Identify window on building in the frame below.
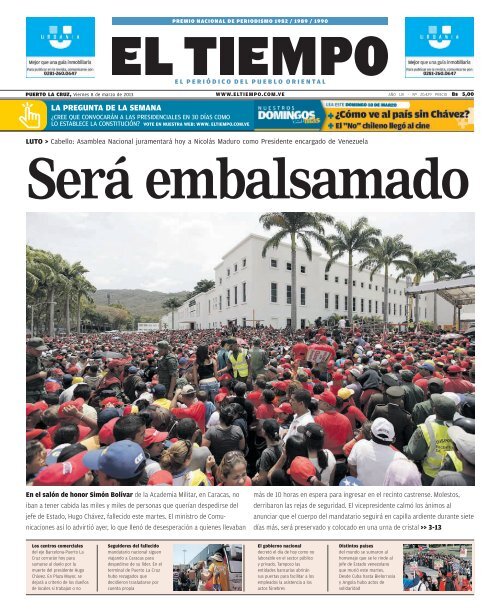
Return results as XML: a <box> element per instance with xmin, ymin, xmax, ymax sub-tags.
<box><xmin>234</xmin><ymin>286</ymin><xmax>238</xmax><ymax>305</ymax></box>
<box><xmin>425</xmin><ymin>308</ymin><xmax>427</xmax><ymax>319</ymax></box>
<box><xmin>375</xmin><ymin>301</ymin><xmax>378</xmax><ymax>314</ymax></box>
<box><xmin>353</xmin><ymin>280</ymin><xmax>356</xmax><ymax>287</ymax></box>
<box><xmin>325</xmin><ymin>293</ymin><xmax>329</xmax><ymax>309</ymax></box>
<box><xmin>394</xmin><ymin>303</ymin><xmax>396</xmax><ymax>315</ymax></box>
<box><xmin>300</xmin><ymin>287</ymin><xmax>306</xmax><ymax>306</ymax></box>
<box><xmin>335</xmin><ymin>294</ymin><xmax>339</xmax><ymax>310</ymax></box>
<box><xmin>219</xmin><ymin>277</ymin><xmax>222</xmax><ymax>285</ymax></box>
<box><xmin>219</xmin><ymin>295</ymin><xmax>222</xmax><ymax>310</ymax></box>
<box><xmin>300</xmin><ymin>319</ymin><xmax>306</xmax><ymax>329</ymax></box>
<box><xmin>234</xmin><ymin>263</ymin><xmax>238</xmax><ymax>272</ymax></box>
<box><xmin>271</xmin><ymin>282</ymin><xmax>278</xmax><ymax>303</ymax></box>
<box><xmin>286</xmin><ymin>318</ymin><xmax>292</xmax><ymax>327</ymax></box>
<box><xmin>208</xmin><ymin>300</ymin><xmax>211</xmax><ymax>314</ymax></box>
<box><xmin>375</xmin><ymin>285</ymin><xmax>378</xmax><ymax>291</ymax></box>
<box><xmin>399</xmin><ymin>304</ymin><xmax>402</xmax><ymax>316</ymax></box>
<box><xmin>270</xmin><ymin>258</ymin><xmax>278</xmax><ymax>268</ymax></box>
<box><xmin>242</xmin><ymin>317</ymin><xmax>246</xmax><ymax>327</ymax></box>
<box><xmin>353</xmin><ymin>297</ymin><xmax>357</xmax><ymax>311</ymax></box>
<box><xmin>369</xmin><ymin>283</ymin><xmax>372</xmax><ymax>290</ymax></box>
<box><xmin>242</xmin><ymin>258</ymin><xmax>246</xmax><ymax>268</ymax></box>
<box><xmin>361</xmin><ymin>282</ymin><xmax>364</xmax><ymax>288</ymax></box>
<box><xmin>368</xmin><ymin>299</ymin><xmax>372</xmax><ymax>313</ymax></box>
<box><xmin>344</xmin><ymin>278</ymin><xmax>348</xmax><ymax>285</ymax></box>
<box><xmin>286</xmin><ymin>262</ymin><xmax>292</xmax><ymax>271</ymax></box>
<box><xmin>399</xmin><ymin>290</ymin><xmax>402</xmax><ymax>296</ymax></box>
<box><xmin>335</xmin><ymin>276</ymin><xmax>339</xmax><ymax>283</ymax></box>
<box><xmin>325</xmin><ymin>273</ymin><xmax>329</xmax><ymax>281</ymax></box>
<box><xmin>286</xmin><ymin>285</ymin><xmax>292</xmax><ymax>305</ymax></box>
<box><xmin>361</xmin><ymin>298</ymin><xmax>364</xmax><ymax>313</ymax></box>
<box><xmin>242</xmin><ymin>282</ymin><xmax>246</xmax><ymax>303</ymax></box>
<box><xmin>300</xmin><ymin>265</ymin><xmax>306</xmax><ymax>274</ymax></box>
<box><xmin>344</xmin><ymin>296</ymin><xmax>348</xmax><ymax>311</ymax></box>
<box><xmin>226</xmin><ymin>289</ymin><xmax>230</xmax><ymax>307</ymax></box>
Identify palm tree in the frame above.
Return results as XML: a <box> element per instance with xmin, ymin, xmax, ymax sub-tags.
<box><xmin>359</xmin><ymin>235</ymin><xmax>412</xmax><ymax>324</ymax></box>
<box><xmin>425</xmin><ymin>250</ymin><xmax>458</xmax><ymax>327</ymax></box>
<box><xmin>67</xmin><ymin>263</ymin><xmax>96</xmax><ymax>334</ymax></box>
<box><xmin>396</xmin><ymin>250</ymin><xmax>433</xmax><ymax>324</ymax></box>
<box><xmin>325</xmin><ymin>217</ymin><xmax>381</xmax><ymax>321</ymax></box>
<box><xmin>259</xmin><ymin>212</ymin><xmax>334</xmax><ymax>330</ymax></box>
<box><xmin>163</xmin><ymin>297</ymin><xmax>182</xmax><ymax>330</ymax></box>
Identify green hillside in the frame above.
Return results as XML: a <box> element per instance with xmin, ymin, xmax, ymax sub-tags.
<box><xmin>93</xmin><ymin>289</ymin><xmax>189</xmax><ymax>320</ymax></box>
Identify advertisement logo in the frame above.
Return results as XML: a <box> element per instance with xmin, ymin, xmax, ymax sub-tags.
<box><xmin>256</xmin><ymin>103</ymin><xmax>324</xmax><ymax>129</ymax></box>
<box><xmin>26</xmin><ymin>17</ymin><xmax>95</xmax><ymax>57</ymax></box>
<box><xmin>405</xmin><ymin>17</ymin><xmax>474</xmax><ymax>57</ymax></box>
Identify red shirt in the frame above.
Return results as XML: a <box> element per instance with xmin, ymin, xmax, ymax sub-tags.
<box><xmin>341</xmin><ymin>405</ymin><xmax>367</xmax><ymax>430</ymax></box>
<box><xmin>314</xmin><ymin>411</ymin><xmax>353</xmax><ymax>455</ymax></box>
<box><xmin>256</xmin><ymin>403</ymin><xmax>276</xmax><ymax>420</ymax></box>
<box><xmin>171</xmin><ymin>401</ymin><xmax>206</xmax><ymax>433</ymax></box>
<box><xmin>443</xmin><ymin>377</ymin><xmax>475</xmax><ymax>394</ymax></box>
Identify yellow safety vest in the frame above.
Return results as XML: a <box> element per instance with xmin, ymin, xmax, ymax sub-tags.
<box><xmin>445</xmin><ymin>450</ymin><xmax>463</xmax><ymax>473</ymax></box>
<box><xmin>419</xmin><ymin>420</ymin><xmax>454</xmax><ymax>478</ymax></box>
<box><xmin>229</xmin><ymin>350</ymin><xmax>249</xmax><ymax>378</ymax></box>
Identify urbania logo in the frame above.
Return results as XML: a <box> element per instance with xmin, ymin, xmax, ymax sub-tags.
<box><xmin>423</xmin><ymin>25</ymin><xmax>455</xmax><ymax>50</ymax></box>
<box><xmin>43</xmin><ymin>25</ymin><xmax>78</xmax><ymax>49</ymax></box>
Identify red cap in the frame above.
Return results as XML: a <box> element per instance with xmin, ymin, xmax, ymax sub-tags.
<box><xmin>395</xmin><ymin>353</ymin><xmax>404</xmax><ymax>359</ymax></box>
<box><xmin>274</xmin><ymin>402</ymin><xmax>293</xmax><ymax>415</ymax></box>
<box><xmin>143</xmin><ymin>428</ymin><xmax>169</xmax><ymax>447</ymax></box>
<box><xmin>108</xmin><ymin>359</ymin><xmax>125</xmax><ymax>369</ymax></box>
<box><xmin>58</xmin><ymin>397</ymin><xmax>84</xmax><ymax>418</ymax></box>
<box><xmin>34</xmin><ymin>400</ymin><xmax>49</xmax><ymax>412</ymax></box>
<box><xmin>282</xmin><ymin>363</ymin><xmax>292</xmax><ymax>370</ymax></box>
<box><xmin>272</xmin><ymin>381</ymin><xmax>288</xmax><ymax>392</ymax></box>
<box><xmin>214</xmin><ymin>393</ymin><xmax>226</xmax><ymax>404</ymax></box>
<box><xmin>33</xmin><ymin>452</ymin><xmax>90</xmax><ymax>486</ymax></box>
<box><xmin>26</xmin><ymin>429</ymin><xmax>48</xmax><ymax>442</ymax></box>
<box><xmin>218</xmin><ymin>373</ymin><xmax>232</xmax><ymax>382</ymax></box>
<box><xmin>287</xmin><ymin>456</ymin><xmax>316</xmax><ymax>486</ymax></box>
<box><xmin>98</xmin><ymin>417</ymin><xmax>119</xmax><ymax>446</ymax></box>
<box><xmin>332</xmin><ymin>372</ymin><xmax>344</xmax><ymax>381</ymax></box>
<box><xmin>448</xmin><ymin>365</ymin><xmax>465</xmax><ymax>373</ymax></box>
<box><xmin>45</xmin><ymin>381</ymin><xmax>61</xmax><ymax>393</ymax></box>
<box><xmin>148</xmin><ymin>470</ymin><xmax>173</xmax><ymax>486</ymax></box>
<box><xmin>318</xmin><ymin>391</ymin><xmax>337</xmax><ymax>406</ymax></box>
<box><xmin>319</xmin><ymin>336</ymin><xmax>327</xmax><ymax>342</ymax></box>
<box><xmin>26</xmin><ymin>403</ymin><xmax>42</xmax><ymax>417</ymax></box>
<box><xmin>100</xmin><ymin>397</ymin><xmax>121</xmax><ymax>407</ymax></box>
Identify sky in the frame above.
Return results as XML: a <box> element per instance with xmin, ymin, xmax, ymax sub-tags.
<box><xmin>26</xmin><ymin>212</ymin><xmax>474</xmax><ymax>293</ymax></box>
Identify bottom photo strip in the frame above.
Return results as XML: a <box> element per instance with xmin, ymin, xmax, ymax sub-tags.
<box><xmin>26</xmin><ymin>540</ymin><xmax>473</xmax><ymax>595</ymax></box>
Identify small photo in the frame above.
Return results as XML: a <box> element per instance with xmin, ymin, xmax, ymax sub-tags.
<box><xmin>403</xmin><ymin>544</ymin><xmax>472</xmax><ymax>592</ymax></box>
<box><xmin>172</xmin><ymin>544</ymin><xmax>243</xmax><ymax>592</ymax></box>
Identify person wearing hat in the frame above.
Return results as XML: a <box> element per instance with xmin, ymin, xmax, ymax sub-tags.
<box><xmin>32</xmin><ymin>451</ymin><xmax>94</xmax><ymax>487</ymax></box>
<box><xmin>203</xmin><ymin>551</ymin><xmax>229</xmax><ymax>591</ymax></box>
<box><xmin>400</xmin><ymin>369</ymin><xmax>425</xmax><ymax>413</ymax></box>
<box><xmin>365</xmin><ymin>372</ymin><xmax>400</xmax><ymax>420</ymax></box>
<box><xmin>83</xmin><ymin>440</ymin><xmax>147</xmax><ymax>486</ymax></box>
<box><xmin>171</xmin><ymin>385</ymin><xmax>207</xmax><ymax>433</ymax></box>
<box><xmin>123</xmin><ymin>365</ymin><xmax>142</xmax><ymax>403</ymax></box>
<box><xmin>314</xmin><ymin>390</ymin><xmax>353</xmax><ymax>456</ymax></box>
<box><xmin>433</xmin><ymin>427</ymin><xmax>475</xmax><ymax>486</ymax></box>
<box><xmin>156</xmin><ymin>340</ymin><xmax>179</xmax><ymax>400</ymax></box>
<box><xmin>370</xmin><ymin>386</ymin><xmax>415</xmax><ymax>452</ymax></box>
<box><xmin>336</xmin><ymin>388</ymin><xmax>367</xmax><ymax>431</ymax></box>
<box><xmin>227</xmin><ymin>338</ymin><xmax>250</xmax><ymax>383</ymax></box>
<box><xmin>443</xmin><ymin>365</ymin><xmax>475</xmax><ymax>394</ymax></box>
<box><xmin>348</xmin><ymin>418</ymin><xmax>405</xmax><ymax>485</ymax></box>
<box><xmin>411</xmin><ymin>378</ymin><xmax>445</xmax><ymax>426</ymax></box>
<box><xmin>248</xmin><ymin>337</ymin><xmax>269</xmax><ymax>380</ymax></box>
<box><xmin>26</xmin><ymin>338</ymin><xmax>49</xmax><ymax>403</ymax></box>
<box><xmin>404</xmin><ymin>395</ymin><xmax>456</xmax><ymax>485</ymax></box>
<box><xmin>413</xmin><ymin>362</ymin><xmax>436</xmax><ymax>395</ymax></box>
<box><xmin>150</xmin><ymin>384</ymin><xmax>171</xmax><ymax>410</ymax></box>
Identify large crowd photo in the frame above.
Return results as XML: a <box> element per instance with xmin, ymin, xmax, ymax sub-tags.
<box><xmin>26</xmin><ymin>212</ymin><xmax>475</xmax><ymax>487</ymax></box>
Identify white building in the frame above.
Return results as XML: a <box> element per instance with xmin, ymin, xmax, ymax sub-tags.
<box><xmin>137</xmin><ymin>322</ymin><xmax>160</xmax><ymax>332</ymax></box>
<box><xmin>160</xmin><ymin>234</ymin><xmax>462</xmax><ymax>330</ymax></box>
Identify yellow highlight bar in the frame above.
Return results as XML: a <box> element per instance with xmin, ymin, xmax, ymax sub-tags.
<box><xmin>322</xmin><ymin>99</ymin><xmax>473</xmax><ymax>132</ymax></box>
<box><xmin>0</xmin><ymin>100</ymin><xmax>47</xmax><ymax>130</ymax></box>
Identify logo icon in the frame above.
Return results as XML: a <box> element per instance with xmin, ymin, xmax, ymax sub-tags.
<box><xmin>426</xmin><ymin>25</ymin><xmax>453</xmax><ymax>50</ymax></box>
<box><xmin>19</xmin><ymin>103</ymin><xmax>41</xmax><ymax>129</ymax></box>
<box><xmin>46</xmin><ymin>25</ymin><xmax>76</xmax><ymax>50</ymax></box>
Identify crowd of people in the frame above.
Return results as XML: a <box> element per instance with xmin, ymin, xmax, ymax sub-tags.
<box><xmin>26</xmin><ymin>322</ymin><xmax>475</xmax><ymax>487</ymax></box>
<box><xmin>403</xmin><ymin>547</ymin><xmax>472</xmax><ymax>592</ymax></box>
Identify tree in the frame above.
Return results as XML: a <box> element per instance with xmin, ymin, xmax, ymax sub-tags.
<box><xmin>187</xmin><ymin>279</ymin><xmax>215</xmax><ymax>299</ymax></box>
<box><xmin>425</xmin><ymin>250</ymin><xmax>458</xmax><ymax>327</ymax></box>
<box><xmin>396</xmin><ymin>250</ymin><xmax>433</xmax><ymax>324</ymax></box>
<box><xmin>325</xmin><ymin>217</ymin><xmax>381</xmax><ymax>322</ymax></box>
<box><xmin>259</xmin><ymin>212</ymin><xmax>335</xmax><ymax>330</ymax></box>
<box><xmin>359</xmin><ymin>235</ymin><xmax>412</xmax><ymax>324</ymax></box>
<box><xmin>163</xmin><ymin>296</ymin><xmax>182</xmax><ymax>330</ymax></box>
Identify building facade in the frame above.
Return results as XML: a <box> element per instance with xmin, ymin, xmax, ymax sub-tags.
<box><xmin>161</xmin><ymin>234</ymin><xmax>455</xmax><ymax>330</ymax></box>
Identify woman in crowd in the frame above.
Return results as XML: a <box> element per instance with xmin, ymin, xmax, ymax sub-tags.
<box><xmin>252</xmin><ymin>419</ymin><xmax>282</xmax><ymax>485</ymax></box>
<box><xmin>202</xmin><ymin>404</ymin><xmax>245</xmax><ymax>464</ymax></box>
<box><xmin>193</xmin><ymin>345</ymin><xmax>220</xmax><ymax>402</ymax></box>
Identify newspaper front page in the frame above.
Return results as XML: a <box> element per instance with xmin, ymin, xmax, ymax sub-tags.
<box><xmin>2</xmin><ymin>0</ymin><xmax>494</xmax><ymax>608</ymax></box>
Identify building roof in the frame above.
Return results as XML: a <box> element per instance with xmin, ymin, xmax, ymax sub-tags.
<box><xmin>405</xmin><ymin>276</ymin><xmax>475</xmax><ymax>307</ymax></box>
